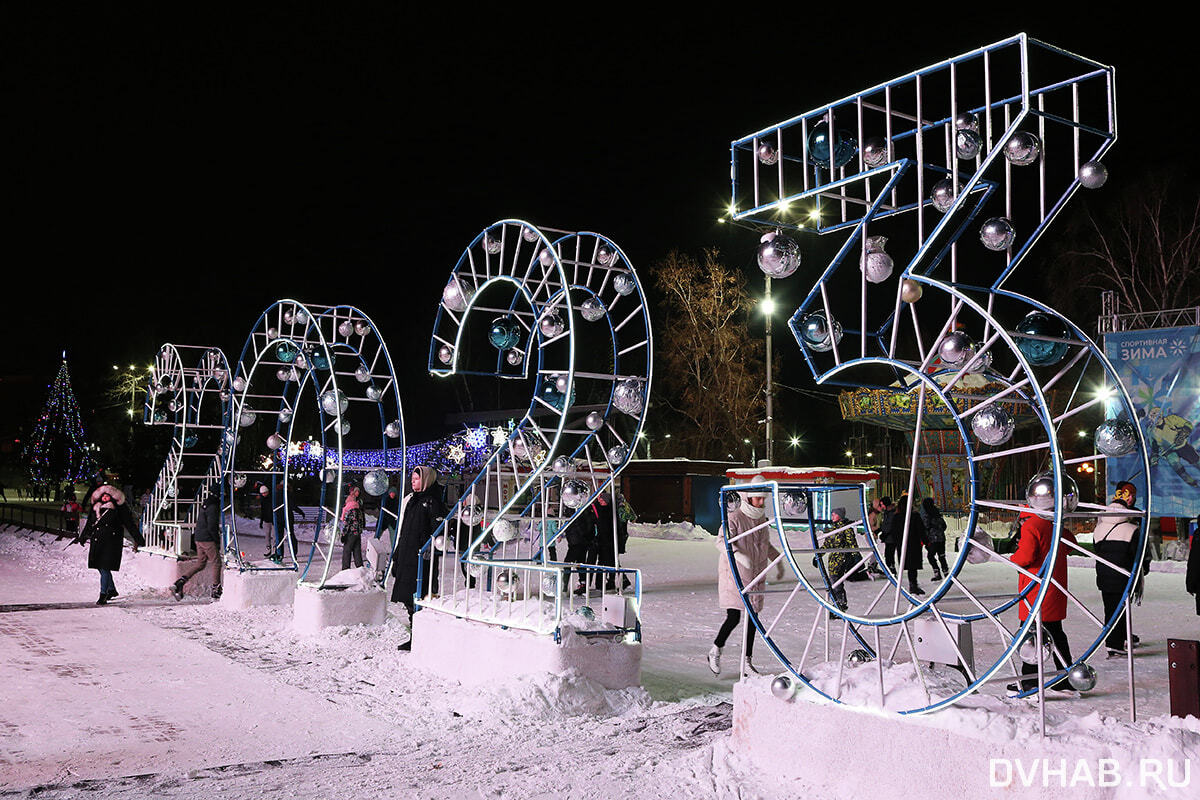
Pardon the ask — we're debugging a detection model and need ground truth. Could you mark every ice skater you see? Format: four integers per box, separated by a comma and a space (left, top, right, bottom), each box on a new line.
74, 485, 143, 605
708, 488, 782, 676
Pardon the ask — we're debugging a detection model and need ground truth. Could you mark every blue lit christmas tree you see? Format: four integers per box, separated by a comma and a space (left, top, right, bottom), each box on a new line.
23, 359, 97, 487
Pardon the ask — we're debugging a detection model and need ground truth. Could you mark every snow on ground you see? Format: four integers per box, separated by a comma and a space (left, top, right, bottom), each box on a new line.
1, 523, 1199, 798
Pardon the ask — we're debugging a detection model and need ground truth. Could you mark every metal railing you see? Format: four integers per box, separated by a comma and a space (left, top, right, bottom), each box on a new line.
0, 504, 81, 537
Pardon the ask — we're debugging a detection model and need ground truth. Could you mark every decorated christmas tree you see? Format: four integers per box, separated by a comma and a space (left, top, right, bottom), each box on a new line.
23, 359, 97, 487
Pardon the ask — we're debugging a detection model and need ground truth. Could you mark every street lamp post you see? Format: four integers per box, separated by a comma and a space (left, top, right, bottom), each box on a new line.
764, 277, 774, 465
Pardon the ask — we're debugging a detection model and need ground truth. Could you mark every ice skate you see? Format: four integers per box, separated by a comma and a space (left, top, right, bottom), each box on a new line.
171, 578, 185, 601
707, 645, 721, 675
744, 658, 761, 675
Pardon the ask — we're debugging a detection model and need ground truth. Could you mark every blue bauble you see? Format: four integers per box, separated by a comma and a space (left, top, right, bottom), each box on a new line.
540, 374, 575, 410
275, 342, 298, 363
806, 122, 857, 169
489, 316, 521, 350
184, 433, 198, 448
1015, 312, 1068, 366
307, 348, 331, 371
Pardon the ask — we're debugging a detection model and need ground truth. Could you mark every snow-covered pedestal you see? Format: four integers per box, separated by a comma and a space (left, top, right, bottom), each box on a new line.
732, 677, 1200, 800
221, 568, 297, 608
122, 549, 209, 593
292, 580, 387, 634
412, 612, 642, 690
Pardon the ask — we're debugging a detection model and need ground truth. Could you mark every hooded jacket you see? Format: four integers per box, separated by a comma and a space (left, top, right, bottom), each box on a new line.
1011, 509, 1075, 622
716, 498, 780, 612
79, 485, 144, 571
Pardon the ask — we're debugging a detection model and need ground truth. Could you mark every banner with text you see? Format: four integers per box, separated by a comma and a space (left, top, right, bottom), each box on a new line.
1104, 325, 1200, 518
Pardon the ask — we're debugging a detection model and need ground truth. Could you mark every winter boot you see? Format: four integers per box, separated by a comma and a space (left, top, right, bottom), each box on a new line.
909, 583, 925, 596
106, 588, 119, 600
96, 593, 108, 606
931, 569, 943, 582
211, 586, 223, 601
707, 645, 721, 675
745, 658, 761, 675
171, 578, 185, 601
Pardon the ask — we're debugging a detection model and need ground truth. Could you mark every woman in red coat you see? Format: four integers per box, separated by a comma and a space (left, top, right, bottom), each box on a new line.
1011, 509, 1076, 692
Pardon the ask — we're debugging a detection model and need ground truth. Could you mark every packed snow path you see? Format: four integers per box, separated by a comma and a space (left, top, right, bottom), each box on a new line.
2, 526, 1198, 798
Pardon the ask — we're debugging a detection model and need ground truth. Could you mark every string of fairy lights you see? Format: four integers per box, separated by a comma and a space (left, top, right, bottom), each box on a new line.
268, 424, 503, 479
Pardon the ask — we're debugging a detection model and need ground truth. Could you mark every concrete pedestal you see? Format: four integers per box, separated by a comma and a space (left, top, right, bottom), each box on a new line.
291, 584, 387, 634
412, 612, 641, 690
124, 549, 220, 597
220, 569, 297, 608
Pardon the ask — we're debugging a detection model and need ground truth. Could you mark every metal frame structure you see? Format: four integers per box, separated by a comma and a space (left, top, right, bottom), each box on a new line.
226, 300, 405, 589
141, 344, 232, 558
411, 219, 652, 638
725, 35, 1150, 723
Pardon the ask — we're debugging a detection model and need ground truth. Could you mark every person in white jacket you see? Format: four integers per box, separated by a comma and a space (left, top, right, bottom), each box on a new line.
708, 488, 782, 676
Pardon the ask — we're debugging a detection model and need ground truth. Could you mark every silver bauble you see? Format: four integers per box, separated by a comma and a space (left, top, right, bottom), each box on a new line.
366, 385, 383, 402
859, 235, 893, 284
862, 137, 888, 167
323, 468, 337, 483
612, 379, 645, 416
781, 491, 807, 517
432, 534, 447, 552
538, 248, 555, 268
437, 344, 454, 365
596, 244, 615, 266
756, 232, 801, 279
232, 376, 246, 392
219, 390, 231, 402
799, 311, 843, 353
580, 297, 606, 322
900, 279, 923, 304
320, 389, 348, 416
283, 310, 294, 324
1026, 472, 1079, 512
553, 455, 573, 474
938, 331, 974, 365
239, 410, 256, 427
338, 320, 355, 337
551, 374, 569, 395
540, 575, 558, 597
965, 348, 993, 374
491, 518, 518, 543
168, 400, 178, 412
483, 234, 502, 254
293, 352, 308, 370
294, 309, 309, 325
847, 648, 874, 664
607, 444, 629, 466
522, 226, 538, 242
955, 112, 979, 131
980, 217, 1015, 251
355, 364, 372, 383
505, 348, 524, 366
1094, 420, 1137, 457
363, 469, 389, 496
276, 367, 290, 382
930, 178, 956, 213
266, 433, 284, 450
770, 674, 796, 700
956, 129, 982, 160
561, 479, 591, 509
757, 140, 779, 165
442, 278, 474, 313
1018, 633, 1053, 665
539, 313, 565, 338
1004, 131, 1041, 166
459, 503, 485, 526
1079, 161, 1109, 189
267, 327, 278, 340
585, 411, 604, 431
279, 409, 292, 424
233, 473, 247, 488
338, 420, 351, 436
354, 321, 371, 337
510, 438, 529, 461
971, 405, 1015, 446
385, 420, 402, 439
612, 273, 636, 296
1067, 663, 1097, 692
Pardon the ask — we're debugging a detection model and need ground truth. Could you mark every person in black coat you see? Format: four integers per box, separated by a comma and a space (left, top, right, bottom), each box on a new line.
920, 497, 949, 580
1187, 514, 1200, 616
562, 501, 598, 594
882, 493, 926, 595
76, 485, 144, 605
592, 492, 625, 590
1093, 481, 1148, 653
390, 466, 444, 650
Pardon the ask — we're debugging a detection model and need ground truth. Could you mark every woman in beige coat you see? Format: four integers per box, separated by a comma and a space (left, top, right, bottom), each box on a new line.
708, 490, 782, 675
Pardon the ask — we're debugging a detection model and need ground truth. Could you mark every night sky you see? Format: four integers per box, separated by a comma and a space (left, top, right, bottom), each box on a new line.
5, 9, 1193, 455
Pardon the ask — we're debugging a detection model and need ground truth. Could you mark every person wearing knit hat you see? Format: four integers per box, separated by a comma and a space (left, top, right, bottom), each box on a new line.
707, 487, 784, 676
391, 466, 444, 651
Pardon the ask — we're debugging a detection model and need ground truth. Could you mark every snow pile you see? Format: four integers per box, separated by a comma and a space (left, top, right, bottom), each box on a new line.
321, 565, 378, 592
629, 520, 715, 540
471, 668, 652, 718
